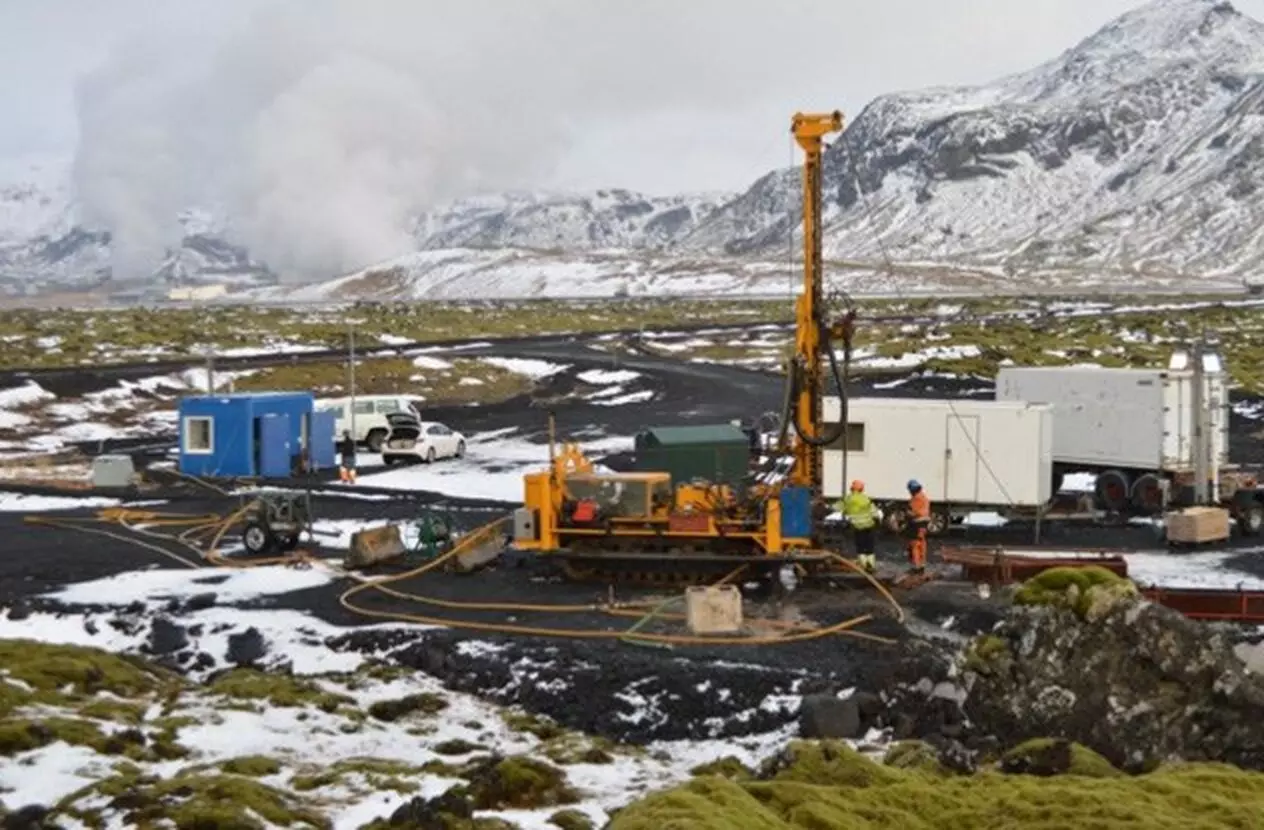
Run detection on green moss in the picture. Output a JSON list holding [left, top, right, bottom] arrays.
[[220, 755, 283, 777], [962, 634, 1012, 676], [757, 741, 905, 787], [79, 699, 148, 725], [548, 808, 596, 830], [608, 754, 1264, 830], [208, 669, 352, 712], [882, 742, 946, 774], [0, 639, 167, 708], [367, 692, 450, 722], [1002, 739, 1122, 778], [1013, 566, 1139, 618], [0, 716, 106, 756], [540, 734, 616, 765], [291, 757, 428, 795], [466, 756, 580, 810], [433, 738, 487, 756], [690, 756, 754, 780], [58, 771, 328, 829], [502, 710, 565, 741]]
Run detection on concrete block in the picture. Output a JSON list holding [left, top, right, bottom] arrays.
[[685, 584, 743, 634]]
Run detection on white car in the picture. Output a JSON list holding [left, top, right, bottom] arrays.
[[381, 414, 467, 465]]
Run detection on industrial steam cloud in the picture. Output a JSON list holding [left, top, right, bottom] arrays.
[[68, 0, 820, 283]]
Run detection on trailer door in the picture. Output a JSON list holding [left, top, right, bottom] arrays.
[[945, 414, 980, 503]]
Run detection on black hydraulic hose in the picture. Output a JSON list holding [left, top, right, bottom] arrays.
[[790, 325, 851, 448]]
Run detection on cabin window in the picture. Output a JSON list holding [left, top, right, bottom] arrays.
[[183, 416, 213, 454], [823, 421, 865, 452]]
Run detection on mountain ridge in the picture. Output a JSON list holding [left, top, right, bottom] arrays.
[[4, 0, 1264, 298]]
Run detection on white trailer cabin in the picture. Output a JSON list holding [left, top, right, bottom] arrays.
[[821, 397, 1055, 512], [993, 366, 1229, 474]]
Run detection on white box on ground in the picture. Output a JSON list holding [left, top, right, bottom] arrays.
[[820, 397, 1054, 507], [685, 585, 743, 634], [994, 366, 1229, 473]]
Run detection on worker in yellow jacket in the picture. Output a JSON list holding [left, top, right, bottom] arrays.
[[837, 480, 879, 572]]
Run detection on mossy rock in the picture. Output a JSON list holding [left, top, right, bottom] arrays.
[[501, 710, 565, 740], [882, 741, 946, 774], [78, 699, 149, 725], [465, 756, 580, 810], [56, 771, 329, 829], [0, 639, 170, 713], [0, 716, 107, 756], [208, 669, 352, 712], [961, 634, 1012, 676], [540, 734, 616, 765], [756, 740, 903, 787], [367, 692, 449, 722], [609, 752, 1264, 830], [220, 755, 283, 777], [690, 756, 754, 781], [1001, 739, 1122, 778], [1013, 566, 1138, 619], [548, 808, 596, 830], [291, 757, 426, 793]]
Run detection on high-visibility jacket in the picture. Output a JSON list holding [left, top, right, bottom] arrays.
[[909, 490, 931, 522], [838, 491, 878, 530]]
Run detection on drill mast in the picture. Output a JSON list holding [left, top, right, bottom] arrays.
[[789, 111, 845, 494]]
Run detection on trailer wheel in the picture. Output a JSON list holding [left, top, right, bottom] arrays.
[[1095, 470, 1131, 513], [928, 508, 951, 536], [1238, 502, 1264, 537], [242, 520, 276, 556], [1130, 473, 1165, 515], [279, 533, 300, 551], [883, 504, 910, 535]]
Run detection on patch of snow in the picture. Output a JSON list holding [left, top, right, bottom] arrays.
[[0, 492, 121, 512], [577, 369, 641, 385], [482, 357, 569, 378], [411, 355, 453, 370], [591, 390, 655, 406], [0, 380, 54, 409]]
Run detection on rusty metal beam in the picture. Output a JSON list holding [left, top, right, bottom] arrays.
[[938, 545, 1129, 585], [1142, 586, 1264, 622]]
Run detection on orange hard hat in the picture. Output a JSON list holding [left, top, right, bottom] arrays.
[[850, 479, 864, 492]]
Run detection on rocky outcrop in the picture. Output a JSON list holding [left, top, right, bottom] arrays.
[[962, 567, 1264, 771]]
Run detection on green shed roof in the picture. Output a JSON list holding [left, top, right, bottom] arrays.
[[639, 424, 749, 445]]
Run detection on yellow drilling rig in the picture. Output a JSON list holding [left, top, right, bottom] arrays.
[[512, 111, 859, 584]]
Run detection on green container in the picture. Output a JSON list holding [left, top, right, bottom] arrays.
[[633, 424, 752, 488]]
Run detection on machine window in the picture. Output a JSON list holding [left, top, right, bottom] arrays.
[[823, 421, 865, 452], [184, 416, 213, 454]]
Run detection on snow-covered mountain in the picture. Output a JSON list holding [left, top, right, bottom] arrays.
[[680, 0, 1264, 280], [412, 189, 731, 251], [5, 0, 1264, 299]]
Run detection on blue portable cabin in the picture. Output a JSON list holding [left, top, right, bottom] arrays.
[[177, 391, 336, 478]]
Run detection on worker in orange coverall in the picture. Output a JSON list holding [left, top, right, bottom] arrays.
[[906, 479, 930, 573]]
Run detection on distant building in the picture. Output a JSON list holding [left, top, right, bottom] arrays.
[[168, 283, 228, 302]]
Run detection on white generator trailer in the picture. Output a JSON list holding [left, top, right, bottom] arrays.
[[992, 364, 1260, 521], [821, 396, 1055, 534]]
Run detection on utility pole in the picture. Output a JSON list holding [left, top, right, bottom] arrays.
[[205, 346, 216, 395], [348, 322, 357, 446], [1192, 334, 1208, 505]]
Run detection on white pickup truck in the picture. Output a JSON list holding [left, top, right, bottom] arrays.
[[316, 394, 426, 452]]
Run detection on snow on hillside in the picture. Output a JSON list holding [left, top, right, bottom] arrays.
[[684, 0, 1264, 279]]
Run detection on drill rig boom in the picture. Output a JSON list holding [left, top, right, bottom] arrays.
[[788, 111, 848, 495]]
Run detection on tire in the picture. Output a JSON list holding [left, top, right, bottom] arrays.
[[1130, 473, 1166, 514], [242, 520, 275, 556], [366, 430, 387, 453], [1095, 469, 1131, 513], [883, 504, 910, 535], [455, 440, 466, 459], [382, 456, 396, 467], [426, 447, 436, 464], [1238, 502, 1264, 537], [927, 508, 951, 536], [279, 533, 300, 551]]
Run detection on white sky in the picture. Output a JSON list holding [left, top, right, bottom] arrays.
[[3, 0, 1263, 196]]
